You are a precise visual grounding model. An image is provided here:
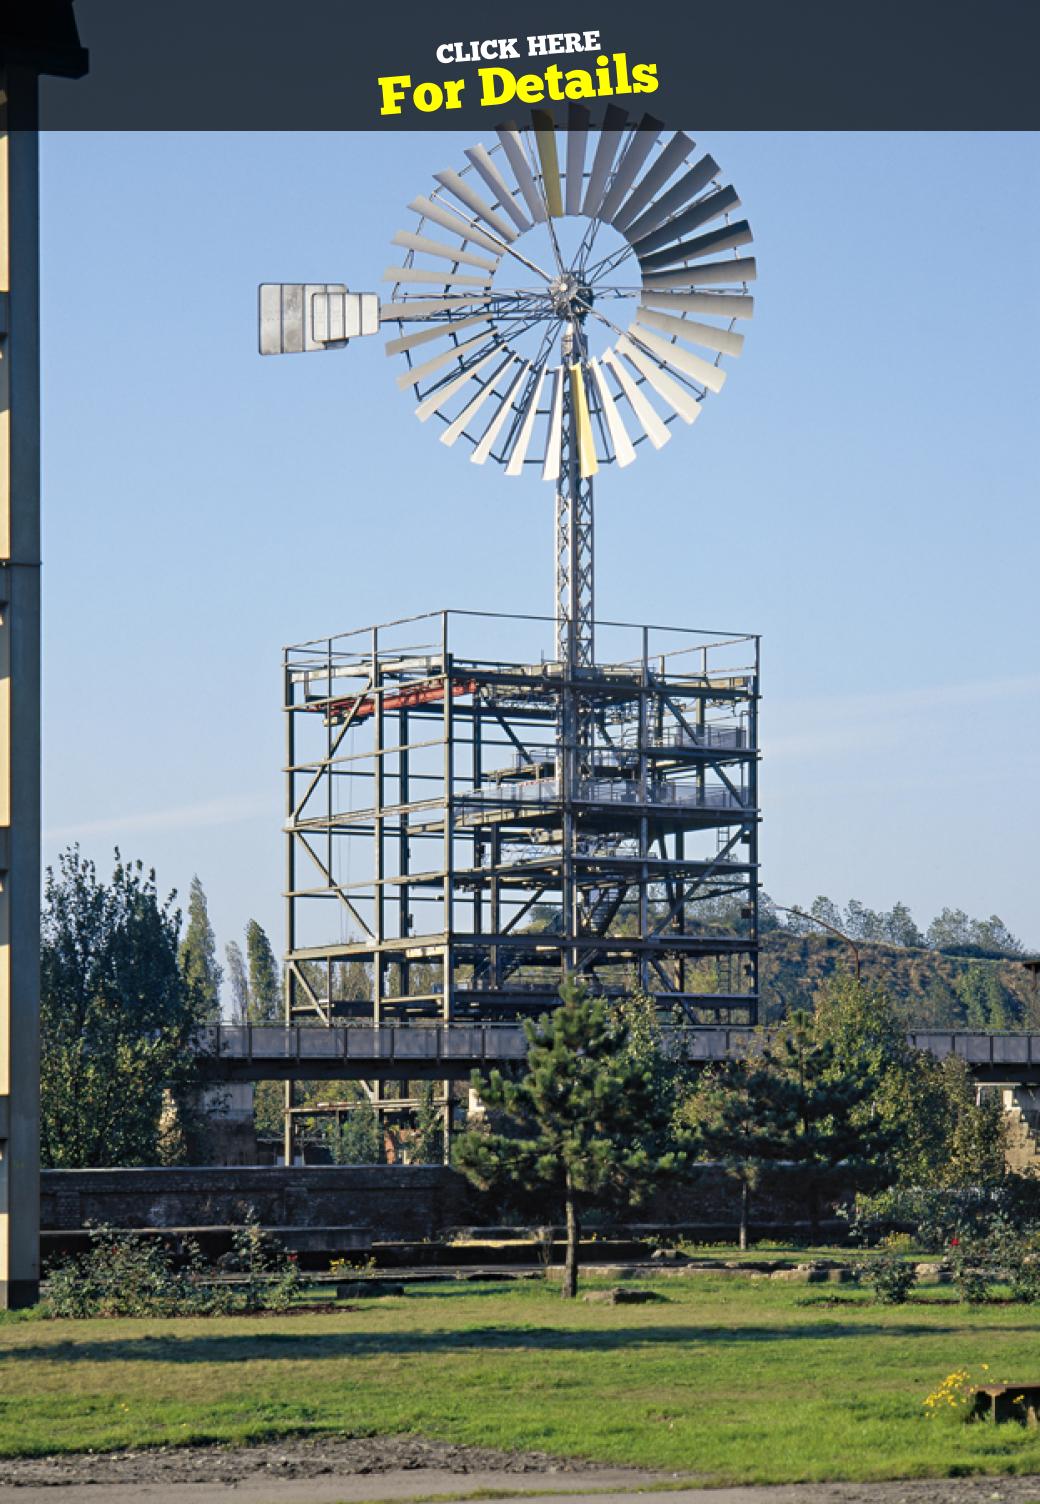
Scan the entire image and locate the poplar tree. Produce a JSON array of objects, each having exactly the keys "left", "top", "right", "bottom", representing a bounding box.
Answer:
[
  {"left": 455, "top": 981, "right": 685, "bottom": 1298},
  {"left": 245, "top": 919, "right": 281, "bottom": 1022},
  {"left": 224, "top": 939, "right": 250, "bottom": 1024},
  {"left": 178, "top": 875, "right": 223, "bottom": 1021}
]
